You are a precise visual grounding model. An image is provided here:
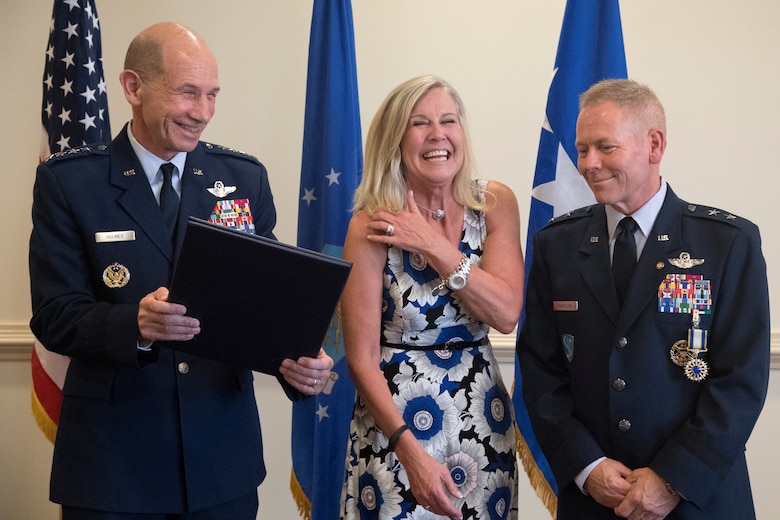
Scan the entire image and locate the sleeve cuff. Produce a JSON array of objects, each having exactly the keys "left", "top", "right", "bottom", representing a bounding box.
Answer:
[{"left": 575, "top": 456, "right": 607, "bottom": 494}]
